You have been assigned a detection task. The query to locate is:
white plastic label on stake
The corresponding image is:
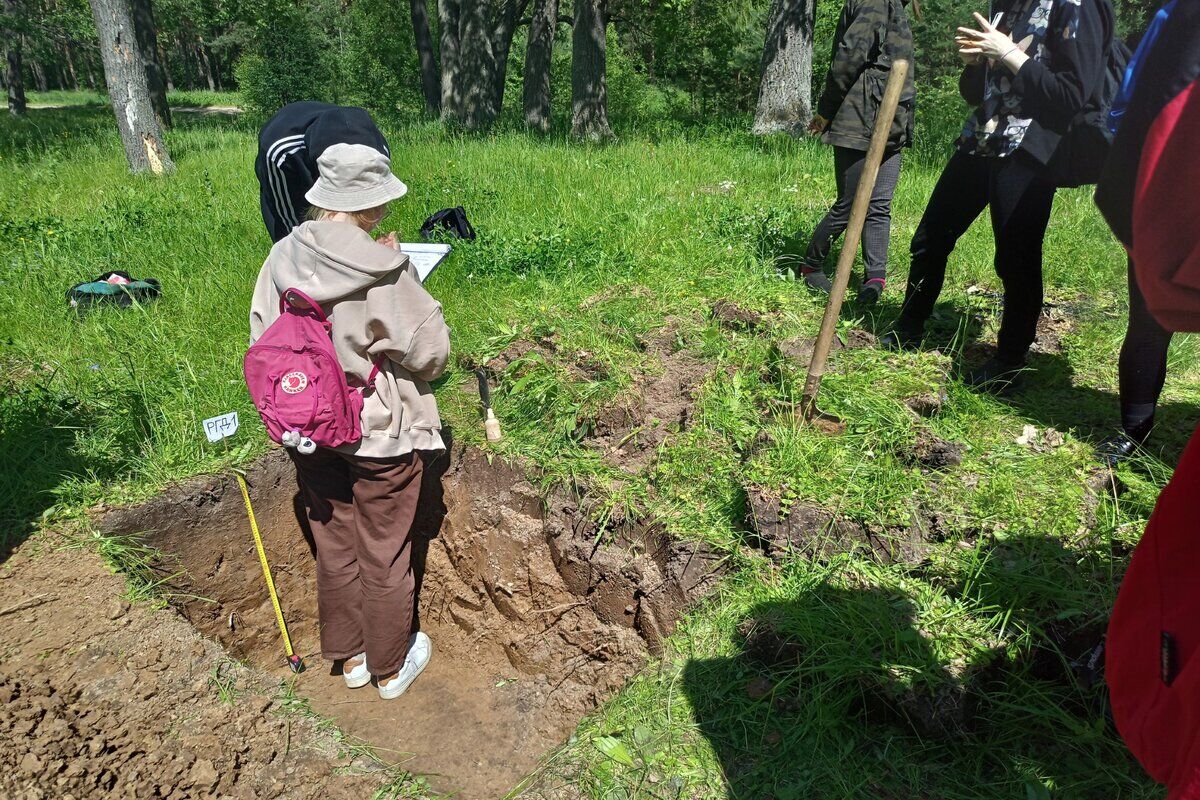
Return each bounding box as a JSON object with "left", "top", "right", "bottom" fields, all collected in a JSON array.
[{"left": 203, "top": 411, "right": 240, "bottom": 443}]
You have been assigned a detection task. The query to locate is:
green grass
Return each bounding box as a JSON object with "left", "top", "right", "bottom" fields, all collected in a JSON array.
[{"left": 2, "top": 94, "right": 1194, "bottom": 798}]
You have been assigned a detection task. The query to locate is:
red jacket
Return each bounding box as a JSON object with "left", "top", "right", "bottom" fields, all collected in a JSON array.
[
  {"left": 1095, "top": 0, "right": 1200, "bottom": 332},
  {"left": 1107, "top": 422, "right": 1200, "bottom": 798}
]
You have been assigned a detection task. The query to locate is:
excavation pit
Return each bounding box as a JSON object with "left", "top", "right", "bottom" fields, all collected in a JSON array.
[{"left": 102, "top": 445, "right": 725, "bottom": 798}]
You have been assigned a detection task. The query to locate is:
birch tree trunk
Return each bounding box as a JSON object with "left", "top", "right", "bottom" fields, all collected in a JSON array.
[
  {"left": 3, "top": 0, "right": 25, "bottom": 115},
  {"left": 752, "top": 0, "right": 814, "bottom": 136},
  {"left": 571, "top": 0, "right": 611, "bottom": 141},
  {"left": 409, "top": 0, "right": 440, "bottom": 115},
  {"left": 522, "top": 0, "right": 556, "bottom": 132},
  {"left": 88, "top": 0, "right": 174, "bottom": 174}
]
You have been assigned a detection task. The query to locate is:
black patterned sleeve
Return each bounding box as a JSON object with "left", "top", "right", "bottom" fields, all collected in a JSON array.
[{"left": 1010, "top": 0, "right": 1109, "bottom": 129}]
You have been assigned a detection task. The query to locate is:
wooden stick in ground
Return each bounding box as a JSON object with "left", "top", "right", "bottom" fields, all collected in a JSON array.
[{"left": 801, "top": 59, "right": 910, "bottom": 422}]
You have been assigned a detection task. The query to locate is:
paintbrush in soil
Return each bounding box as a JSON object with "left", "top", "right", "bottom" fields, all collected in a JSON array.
[
  {"left": 801, "top": 59, "right": 910, "bottom": 433},
  {"left": 235, "top": 470, "right": 305, "bottom": 674},
  {"left": 477, "top": 368, "right": 502, "bottom": 442}
]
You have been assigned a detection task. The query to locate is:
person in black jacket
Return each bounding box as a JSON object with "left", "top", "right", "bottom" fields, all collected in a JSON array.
[
  {"left": 1093, "top": 0, "right": 1182, "bottom": 464},
  {"left": 883, "top": 0, "right": 1112, "bottom": 394},
  {"left": 801, "top": 0, "right": 917, "bottom": 305},
  {"left": 255, "top": 102, "right": 390, "bottom": 243}
]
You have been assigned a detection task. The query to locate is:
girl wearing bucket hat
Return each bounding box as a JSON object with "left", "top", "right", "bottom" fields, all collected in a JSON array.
[{"left": 250, "top": 142, "right": 450, "bottom": 701}]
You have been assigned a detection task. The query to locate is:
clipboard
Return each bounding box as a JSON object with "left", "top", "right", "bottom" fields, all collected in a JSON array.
[{"left": 399, "top": 243, "right": 453, "bottom": 283}]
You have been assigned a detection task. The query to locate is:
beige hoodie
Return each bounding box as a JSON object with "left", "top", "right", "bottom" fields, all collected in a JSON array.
[{"left": 250, "top": 220, "right": 450, "bottom": 458}]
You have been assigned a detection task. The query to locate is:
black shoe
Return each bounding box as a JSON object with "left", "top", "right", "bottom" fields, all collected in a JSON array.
[
  {"left": 801, "top": 268, "right": 833, "bottom": 293},
  {"left": 964, "top": 357, "right": 1026, "bottom": 396},
  {"left": 857, "top": 279, "right": 885, "bottom": 305},
  {"left": 1096, "top": 432, "right": 1142, "bottom": 467},
  {"left": 880, "top": 324, "right": 923, "bottom": 351}
]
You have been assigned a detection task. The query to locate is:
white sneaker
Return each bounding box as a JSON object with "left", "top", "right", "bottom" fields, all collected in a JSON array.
[
  {"left": 378, "top": 632, "right": 431, "bottom": 700},
  {"left": 342, "top": 653, "right": 370, "bottom": 689}
]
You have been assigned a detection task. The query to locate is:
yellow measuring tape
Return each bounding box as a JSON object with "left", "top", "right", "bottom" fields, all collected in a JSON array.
[{"left": 236, "top": 472, "right": 304, "bottom": 673}]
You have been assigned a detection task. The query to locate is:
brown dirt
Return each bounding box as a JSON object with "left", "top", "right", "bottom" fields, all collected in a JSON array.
[
  {"left": 1030, "top": 300, "right": 1081, "bottom": 356},
  {"left": 745, "top": 486, "right": 934, "bottom": 568},
  {"left": 774, "top": 327, "right": 875, "bottom": 367},
  {"left": 0, "top": 540, "right": 386, "bottom": 800},
  {"left": 904, "top": 431, "right": 966, "bottom": 471},
  {"left": 100, "top": 445, "right": 725, "bottom": 799},
  {"left": 710, "top": 300, "right": 764, "bottom": 333},
  {"left": 583, "top": 321, "right": 714, "bottom": 473}
]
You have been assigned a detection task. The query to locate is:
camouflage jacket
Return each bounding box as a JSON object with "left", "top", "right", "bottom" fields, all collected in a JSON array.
[{"left": 816, "top": 0, "right": 916, "bottom": 151}]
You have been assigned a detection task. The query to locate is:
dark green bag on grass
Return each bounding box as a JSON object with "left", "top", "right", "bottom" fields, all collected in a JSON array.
[{"left": 67, "top": 271, "right": 161, "bottom": 310}]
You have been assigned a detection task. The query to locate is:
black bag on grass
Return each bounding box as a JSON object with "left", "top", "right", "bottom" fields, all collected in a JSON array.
[
  {"left": 420, "top": 207, "right": 476, "bottom": 241},
  {"left": 67, "top": 271, "right": 161, "bottom": 310}
]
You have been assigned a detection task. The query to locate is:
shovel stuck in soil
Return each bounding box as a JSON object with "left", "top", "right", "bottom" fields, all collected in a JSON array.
[
  {"left": 800, "top": 59, "right": 911, "bottom": 434},
  {"left": 236, "top": 472, "right": 305, "bottom": 674}
]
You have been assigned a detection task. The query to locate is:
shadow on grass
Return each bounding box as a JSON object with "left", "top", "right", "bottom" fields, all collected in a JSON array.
[
  {"left": 0, "top": 103, "right": 249, "bottom": 160},
  {"left": 682, "top": 585, "right": 1000, "bottom": 799},
  {"left": 682, "top": 532, "right": 1142, "bottom": 798},
  {"left": 999, "top": 350, "right": 1200, "bottom": 468},
  {"left": 0, "top": 353, "right": 166, "bottom": 563},
  {"left": 0, "top": 372, "right": 95, "bottom": 562}
]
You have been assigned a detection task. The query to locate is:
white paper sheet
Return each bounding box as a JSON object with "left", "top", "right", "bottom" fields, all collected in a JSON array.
[{"left": 400, "top": 242, "right": 453, "bottom": 282}]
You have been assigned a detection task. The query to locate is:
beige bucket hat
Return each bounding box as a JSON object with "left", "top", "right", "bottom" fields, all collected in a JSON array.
[{"left": 304, "top": 143, "right": 408, "bottom": 212}]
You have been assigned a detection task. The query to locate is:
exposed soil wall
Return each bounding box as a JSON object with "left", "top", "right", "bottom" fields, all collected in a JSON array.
[{"left": 102, "top": 444, "right": 725, "bottom": 798}]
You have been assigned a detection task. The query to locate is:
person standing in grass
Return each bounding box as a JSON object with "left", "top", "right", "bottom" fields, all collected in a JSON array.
[
  {"left": 799, "top": 0, "right": 917, "bottom": 305},
  {"left": 250, "top": 143, "right": 450, "bottom": 700},
  {"left": 1093, "top": 0, "right": 1181, "bottom": 465},
  {"left": 255, "top": 102, "right": 390, "bottom": 243},
  {"left": 1099, "top": 4, "right": 1200, "bottom": 789},
  {"left": 883, "top": 0, "right": 1113, "bottom": 395}
]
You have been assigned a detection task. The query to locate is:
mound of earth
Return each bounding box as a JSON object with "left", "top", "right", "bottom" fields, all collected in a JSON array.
[
  {"left": 583, "top": 320, "right": 714, "bottom": 473},
  {"left": 745, "top": 486, "right": 934, "bottom": 567}
]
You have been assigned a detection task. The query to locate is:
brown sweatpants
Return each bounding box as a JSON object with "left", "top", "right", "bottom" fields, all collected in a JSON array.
[{"left": 289, "top": 448, "right": 424, "bottom": 676}]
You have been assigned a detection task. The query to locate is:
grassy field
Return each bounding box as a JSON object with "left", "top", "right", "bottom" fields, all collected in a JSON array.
[{"left": 1, "top": 92, "right": 1194, "bottom": 798}]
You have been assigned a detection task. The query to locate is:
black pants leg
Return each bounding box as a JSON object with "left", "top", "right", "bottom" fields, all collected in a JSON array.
[
  {"left": 989, "top": 155, "right": 1057, "bottom": 364},
  {"left": 1119, "top": 257, "right": 1174, "bottom": 439},
  {"left": 899, "top": 151, "right": 992, "bottom": 329},
  {"left": 805, "top": 147, "right": 904, "bottom": 282}
]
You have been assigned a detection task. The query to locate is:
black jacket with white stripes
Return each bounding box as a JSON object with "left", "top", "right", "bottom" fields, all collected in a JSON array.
[{"left": 254, "top": 102, "right": 390, "bottom": 243}]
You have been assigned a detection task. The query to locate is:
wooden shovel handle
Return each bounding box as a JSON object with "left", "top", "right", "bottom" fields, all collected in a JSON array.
[{"left": 802, "top": 60, "right": 910, "bottom": 419}]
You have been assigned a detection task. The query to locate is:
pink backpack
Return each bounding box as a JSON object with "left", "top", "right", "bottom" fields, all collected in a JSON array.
[{"left": 244, "top": 288, "right": 382, "bottom": 455}]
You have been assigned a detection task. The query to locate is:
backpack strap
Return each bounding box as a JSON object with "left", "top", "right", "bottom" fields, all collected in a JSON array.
[
  {"left": 363, "top": 357, "right": 386, "bottom": 394},
  {"left": 280, "top": 288, "right": 329, "bottom": 322}
]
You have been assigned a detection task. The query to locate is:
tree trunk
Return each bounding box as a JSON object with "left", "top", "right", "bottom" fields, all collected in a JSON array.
[
  {"left": 752, "top": 0, "right": 814, "bottom": 136},
  {"left": 208, "top": 44, "right": 221, "bottom": 90},
  {"left": 196, "top": 39, "right": 215, "bottom": 90},
  {"left": 128, "top": 0, "right": 170, "bottom": 127},
  {"left": 456, "top": 0, "right": 496, "bottom": 130},
  {"left": 156, "top": 39, "right": 173, "bottom": 91},
  {"left": 437, "top": 0, "right": 460, "bottom": 122},
  {"left": 522, "top": 0, "right": 556, "bottom": 132},
  {"left": 28, "top": 41, "right": 47, "bottom": 92},
  {"left": 3, "top": 0, "right": 25, "bottom": 114},
  {"left": 88, "top": 0, "right": 174, "bottom": 173},
  {"left": 63, "top": 43, "right": 79, "bottom": 90},
  {"left": 409, "top": 0, "right": 439, "bottom": 115},
  {"left": 571, "top": 0, "right": 611, "bottom": 141},
  {"left": 487, "top": 0, "right": 526, "bottom": 119}
]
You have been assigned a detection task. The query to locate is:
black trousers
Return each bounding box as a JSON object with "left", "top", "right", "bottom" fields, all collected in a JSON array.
[
  {"left": 805, "top": 146, "right": 903, "bottom": 282},
  {"left": 1119, "top": 257, "right": 1174, "bottom": 438},
  {"left": 897, "top": 150, "right": 1057, "bottom": 364}
]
